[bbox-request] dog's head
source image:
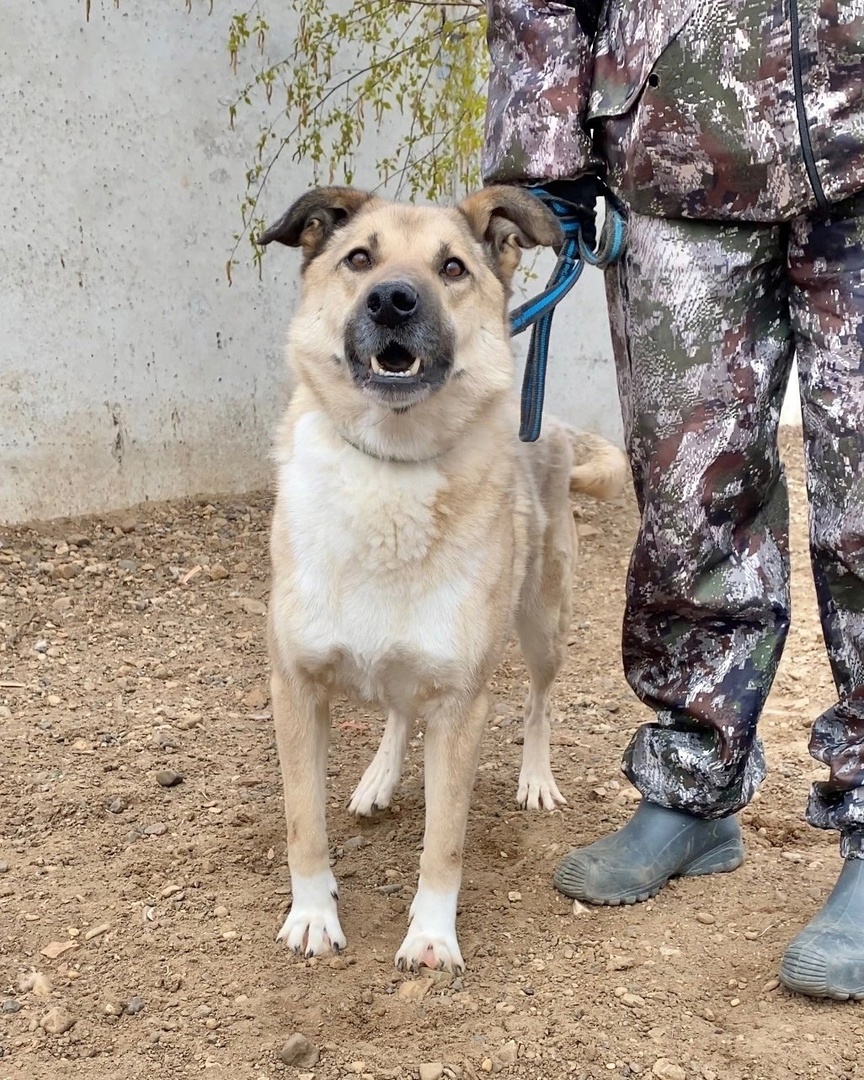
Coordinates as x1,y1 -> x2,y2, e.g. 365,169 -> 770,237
261,186 -> 561,453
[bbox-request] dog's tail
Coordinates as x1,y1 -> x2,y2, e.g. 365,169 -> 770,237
567,430 -> 630,502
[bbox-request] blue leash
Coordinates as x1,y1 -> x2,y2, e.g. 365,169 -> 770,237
510,195 -> 628,442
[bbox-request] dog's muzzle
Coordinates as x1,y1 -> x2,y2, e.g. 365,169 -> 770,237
344,279 -> 453,404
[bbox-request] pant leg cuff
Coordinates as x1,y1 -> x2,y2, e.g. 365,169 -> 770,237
622,724 -> 765,820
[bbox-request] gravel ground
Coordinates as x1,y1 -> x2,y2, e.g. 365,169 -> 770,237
0,429 -> 860,1080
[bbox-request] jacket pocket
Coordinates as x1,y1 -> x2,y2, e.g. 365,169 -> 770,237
587,0 -> 698,120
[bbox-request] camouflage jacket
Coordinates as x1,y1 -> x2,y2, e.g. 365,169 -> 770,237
482,0 -> 864,221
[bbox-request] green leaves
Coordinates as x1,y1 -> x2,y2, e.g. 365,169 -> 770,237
226,1 -> 488,277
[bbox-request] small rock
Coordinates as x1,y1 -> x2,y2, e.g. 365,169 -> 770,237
41,1008 -> 76,1035
397,978 -> 433,1002
1,1001 -> 21,1014
195,1005 -> 212,1018
33,640 -> 49,654
208,563 -> 229,580
343,835 -> 367,851
652,1061 -> 685,1080
480,1059 -> 493,1073
0,863 -> 7,874
31,974 -> 53,997
494,1041 -> 518,1066
40,940 -> 77,960
621,993 -> 645,1008
155,770 -> 184,788
84,922 -> 111,942
572,900 -> 588,915
125,997 -> 144,1015
143,822 -> 168,836
213,905 -> 229,919
695,912 -> 715,925
107,797 -> 127,814
762,977 -> 780,993
238,597 -> 267,617
279,1033 -> 319,1068
507,891 -> 522,903
243,687 -> 268,710
420,1065 -> 444,1080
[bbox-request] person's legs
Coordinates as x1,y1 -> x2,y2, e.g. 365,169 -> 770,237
779,195 -> 864,1000
556,212 -> 795,903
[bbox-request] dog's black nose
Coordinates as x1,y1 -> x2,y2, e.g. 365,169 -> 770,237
366,281 -> 418,327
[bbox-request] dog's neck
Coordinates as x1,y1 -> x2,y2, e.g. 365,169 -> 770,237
336,429 -> 447,465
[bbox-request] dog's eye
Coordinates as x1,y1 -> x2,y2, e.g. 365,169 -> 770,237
441,257 -> 467,280
346,249 -> 372,270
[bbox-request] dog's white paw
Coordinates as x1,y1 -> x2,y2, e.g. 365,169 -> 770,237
395,885 -> 464,974
517,768 -> 567,811
277,871 -> 347,957
349,756 -> 400,816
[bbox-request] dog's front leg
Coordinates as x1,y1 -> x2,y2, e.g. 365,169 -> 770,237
272,668 -> 346,957
396,692 -> 488,975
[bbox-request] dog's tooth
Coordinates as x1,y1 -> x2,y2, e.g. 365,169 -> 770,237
370,355 -> 383,375
408,357 -> 421,376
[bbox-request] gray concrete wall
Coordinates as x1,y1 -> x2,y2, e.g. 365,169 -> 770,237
0,2 -> 798,526
1,2 -> 301,524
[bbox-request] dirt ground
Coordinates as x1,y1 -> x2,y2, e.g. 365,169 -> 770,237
0,428 -> 860,1080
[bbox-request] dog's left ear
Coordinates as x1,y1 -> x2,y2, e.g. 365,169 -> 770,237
458,186 -> 563,280
259,187 -> 374,265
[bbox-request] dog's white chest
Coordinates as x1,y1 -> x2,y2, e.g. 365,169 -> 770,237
276,413 -> 481,699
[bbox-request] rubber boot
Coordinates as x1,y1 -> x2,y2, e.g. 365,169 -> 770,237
779,856 -> 864,1001
553,799 -> 745,905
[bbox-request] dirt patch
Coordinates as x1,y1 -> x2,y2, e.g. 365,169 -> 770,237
0,430 -> 860,1080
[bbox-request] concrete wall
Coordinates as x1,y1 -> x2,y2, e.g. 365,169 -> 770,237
0,2 -> 798,525
0,0 -> 626,526
1,2 -> 302,524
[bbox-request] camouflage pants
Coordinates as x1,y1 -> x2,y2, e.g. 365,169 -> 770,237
605,196 -> 864,857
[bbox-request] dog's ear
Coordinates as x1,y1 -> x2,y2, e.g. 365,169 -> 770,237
458,186 -> 563,280
259,187 -> 374,265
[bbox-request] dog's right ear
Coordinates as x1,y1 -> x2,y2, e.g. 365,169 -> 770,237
458,186 -> 563,282
259,187 -> 374,265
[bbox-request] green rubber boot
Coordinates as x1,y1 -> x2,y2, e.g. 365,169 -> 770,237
779,856 -> 864,1001
554,800 -> 745,905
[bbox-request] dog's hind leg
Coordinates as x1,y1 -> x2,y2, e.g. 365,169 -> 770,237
272,668 -> 346,957
349,709 -> 413,816
514,528 -> 573,811
395,692 -> 488,974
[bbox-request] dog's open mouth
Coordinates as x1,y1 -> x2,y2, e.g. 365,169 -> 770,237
369,342 -> 422,381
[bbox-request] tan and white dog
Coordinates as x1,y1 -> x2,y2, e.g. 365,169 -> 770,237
260,186 -> 628,974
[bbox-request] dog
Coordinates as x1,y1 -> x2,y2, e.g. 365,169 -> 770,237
259,185 -> 628,973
